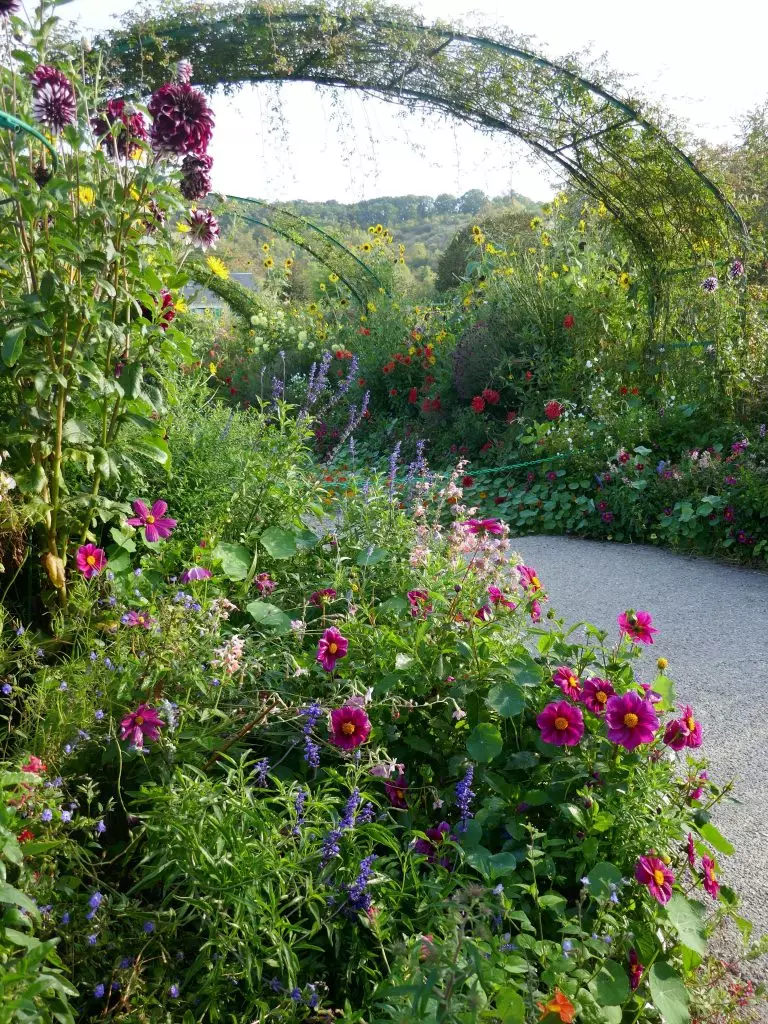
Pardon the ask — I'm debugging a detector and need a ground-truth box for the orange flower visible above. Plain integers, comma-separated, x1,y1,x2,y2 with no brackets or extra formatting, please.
538,990,575,1022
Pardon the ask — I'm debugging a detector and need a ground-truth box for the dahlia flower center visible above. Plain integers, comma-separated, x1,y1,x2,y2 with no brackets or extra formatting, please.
554,716,569,731
623,712,639,728
532,576,541,588
686,717,696,731
596,691,608,704
395,789,405,800
145,514,155,524
341,721,356,735
328,642,338,654
135,715,144,726
568,676,578,688
653,869,665,885
86,555,96,566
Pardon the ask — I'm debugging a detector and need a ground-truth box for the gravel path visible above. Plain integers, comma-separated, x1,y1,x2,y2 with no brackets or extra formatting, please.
517,535,768,990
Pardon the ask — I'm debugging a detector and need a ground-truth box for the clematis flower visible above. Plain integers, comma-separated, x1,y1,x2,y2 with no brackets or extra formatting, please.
329,705,370,750
21,755,47,774
605,691,659,749
76,544,107,579
663,705,702,750
414,821,454,867
537,701,584,747
179,567,212,583
148,82,214,156
635,853,674,904
552,666,581,700
309,588,337,606
617,609,658,644
517,565,543,592
537,989,575,1022
581,677,616,714
316,627,348,671
127,500,177,542
463,518,504,536
701,855,720,899
121,610,156,629
119,704,164,749
407,589,432,618
385,774,408,809
629,949,644,991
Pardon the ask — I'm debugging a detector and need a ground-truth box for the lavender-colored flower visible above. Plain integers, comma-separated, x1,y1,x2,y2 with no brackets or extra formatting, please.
60,810,72,823
271,377,285,401
180,153,213,200
252,758,270,787
387,441,402,497
346,854,377,915
88,933,98,945
94,983,105,998
356,801,376,824
728,260,744,280
143,921,155,933
290,987,302,1002
269,977,282,993
701,275,719,293
1,683,12,695
455,765,475,833
169,984,180,998
148,82,214,156
31,66,76,132
184,208,220,249
61,911,71,925
292,788,307,835
95,820,107,835
41,808,53,822
340,789,361,829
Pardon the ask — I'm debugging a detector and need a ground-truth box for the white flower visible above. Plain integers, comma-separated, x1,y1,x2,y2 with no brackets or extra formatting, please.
452,706,467,721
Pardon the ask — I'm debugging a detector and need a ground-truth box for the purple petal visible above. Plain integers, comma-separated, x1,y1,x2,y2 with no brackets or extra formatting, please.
145,523,160,543
132,500,150,520
150,500,168,518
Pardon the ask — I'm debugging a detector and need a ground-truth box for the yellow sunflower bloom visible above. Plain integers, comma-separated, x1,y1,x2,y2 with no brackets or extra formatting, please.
264,257,274,269
261,243,270,253
328,273,339,283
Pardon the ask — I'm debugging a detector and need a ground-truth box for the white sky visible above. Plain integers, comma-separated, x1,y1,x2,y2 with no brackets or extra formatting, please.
61,0,768,204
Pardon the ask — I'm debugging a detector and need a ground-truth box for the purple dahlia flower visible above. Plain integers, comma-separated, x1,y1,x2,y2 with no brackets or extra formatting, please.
185,208,220,249
148,82,214,157
701,275,719,293
31,65,76,133
0,0,21,16
728,259,744,280
180,153,213,200
91,99,148,158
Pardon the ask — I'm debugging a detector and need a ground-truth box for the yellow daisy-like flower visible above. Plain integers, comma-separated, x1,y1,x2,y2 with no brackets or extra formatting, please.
542,203,551,215
319,283,326,291
462,296,472,307
367,301,377,313
368,226,376,234
473,232,485,246
619,272,631,289
361,242,372,252
284,258,294,269
264,257,274,269
408,346,416,355
78,186,95,205
176,296,187,313
328,273,339,283
540,232,551,247
471,224,482,235
262,243,270,253
339,298,349,307
398,257,405,264
578,219,586,232
177,222,191,234
529,216,541,230
208,362,218,376
206,255,229,280
308,303,318,314
374,224,383,234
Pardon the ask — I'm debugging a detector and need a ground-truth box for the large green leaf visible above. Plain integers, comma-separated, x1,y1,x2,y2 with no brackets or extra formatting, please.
467,723,503,762
246,601,292,633
649,962,689,1024
260,526,298,559
0,882,40,918
494,988,525,1023
2,325,25,366
589,960,630,1005
356,546,389,567
487,682,525,717
664,893,707,955
213,542,253,581
586,861,623,900
696,822,735,855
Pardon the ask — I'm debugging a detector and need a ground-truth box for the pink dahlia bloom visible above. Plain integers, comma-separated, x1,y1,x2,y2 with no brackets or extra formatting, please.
148,82,214,156
701,855,720,899
552,666,581,700
635,853,674,904
629,950,644,991
385,774,408,809
309,588,337,606
31,65,76,132
663,705,702,750
407,589,432,618
21,755,47,774
179,566,212,583
316,627,348,672
127,499,177,542
536,700,584,746
91,98,148,158
517,564,543,592
120,704,164,749
76,543,107,579
687,832,696,868
488,585,516,610
617,609,658,644
329,705,371,750
581,677,616,714
462,518,504,536
605,691,659,749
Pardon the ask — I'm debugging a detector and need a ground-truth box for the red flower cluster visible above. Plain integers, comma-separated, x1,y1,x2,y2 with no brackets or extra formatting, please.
544,400,564,420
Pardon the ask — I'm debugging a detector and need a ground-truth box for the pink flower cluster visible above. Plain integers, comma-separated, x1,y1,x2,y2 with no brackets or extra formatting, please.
212,635,245,676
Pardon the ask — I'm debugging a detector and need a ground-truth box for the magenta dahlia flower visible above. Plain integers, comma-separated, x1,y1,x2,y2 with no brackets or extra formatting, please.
488,585,516,610
552,666,581,700
0,0,21,16
462,517,504,536
120,704,164,749
255,573,276,594
536,700,584,747
180,153,213,200
179,566,212,583
530,599,542,623
605,691,659,750
629,949,644,991
617,609,658,644
121,610,156,629
701,856,720,898
316,627,348,672
581,677,616,714
544,400,563,420
385,774,408,809
31,65,76,133
414,821,454,867
407,589,431,618
309,588,336,606
91,99,148,158
148,82,214,156
185,208,220,249
663,705,702,750
76,543,107,579
127,499,177,542
517,565,543,592
144,289,176,330
329,705,370,750
687,833,696,868
475,604,493,622
635,853,674,903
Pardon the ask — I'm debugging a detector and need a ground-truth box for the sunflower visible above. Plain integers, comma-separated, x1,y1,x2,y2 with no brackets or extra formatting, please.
361,242,372,252
619,272,631,289
206,255,229,279
263,257,274,269
78,185,95,205
374,224,383,234
328,273,339,283
319,283,326,291
284,258,294,269
261,242,270,253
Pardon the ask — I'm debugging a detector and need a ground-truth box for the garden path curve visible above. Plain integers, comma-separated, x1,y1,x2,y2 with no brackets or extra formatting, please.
517,535,768,984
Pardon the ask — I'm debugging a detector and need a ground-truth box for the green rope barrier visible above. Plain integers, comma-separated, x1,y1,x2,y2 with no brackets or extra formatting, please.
0,109,59,170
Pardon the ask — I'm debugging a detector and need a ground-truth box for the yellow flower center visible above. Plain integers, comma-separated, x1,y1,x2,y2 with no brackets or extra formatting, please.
135,715,144,726
596,691,608,704
328,642,338,654
395,789,405,800
554,716,569,731
341,721,356,735
145,514,155,524
532,576,541,589
86,555,96,566
568,676,578,689
653,869,665,886
686,717,696,732
623,712,639,728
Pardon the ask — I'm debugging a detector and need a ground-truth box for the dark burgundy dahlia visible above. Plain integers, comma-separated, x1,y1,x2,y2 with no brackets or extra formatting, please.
91,98,148,158
185,208,220,249
148,82,214,157
31,65,76,132
0,0,21,17
180,153,213,200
